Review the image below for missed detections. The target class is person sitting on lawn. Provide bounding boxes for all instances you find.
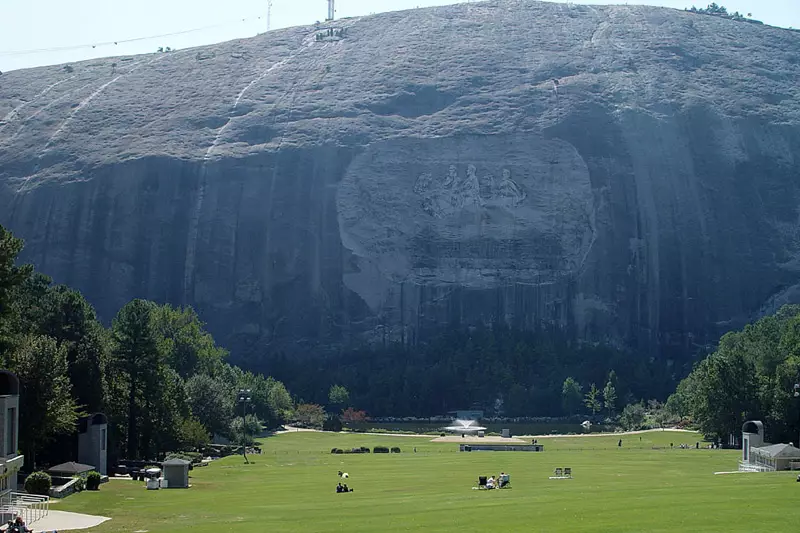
[499,472,510,488]
[486,476,495,489]
[336,482,344,493]
[343,484,353,492]
[13,516,31,533]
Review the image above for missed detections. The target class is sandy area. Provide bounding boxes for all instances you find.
[430,435,525,443]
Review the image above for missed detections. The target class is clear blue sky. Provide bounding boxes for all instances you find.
[0,0,797,72]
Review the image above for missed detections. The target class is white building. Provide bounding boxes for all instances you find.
[740,420,800,472]
[749,443,800,471]
[0,371,24,494]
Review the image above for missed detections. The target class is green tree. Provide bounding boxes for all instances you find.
[561,377,583,415]
[145,366,187,458]
[229,414,262,446]
[619,402,646,431]
[177,417,211,450]
[584,383,602,415]
[266,379,295,425]
[603,378,618,415]
[504,384,529,417]
[328,384,350,409]
[294,403,326,429]
[11,335,80,468]
[185,374,234,437]
[35,284,109,413]
[152,304,227,378]
[0,225,32,357]
[110,299,162,459]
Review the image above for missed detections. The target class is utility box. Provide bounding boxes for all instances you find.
[502,429,511,438]
[161,459,190,489]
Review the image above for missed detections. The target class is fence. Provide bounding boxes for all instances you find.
[0,490,50,524]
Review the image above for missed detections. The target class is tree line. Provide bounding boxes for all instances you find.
[262,326,680,418]
[0,225,298,469]
[665,305,800,444]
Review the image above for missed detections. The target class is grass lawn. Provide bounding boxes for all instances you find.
[58,430,800,532]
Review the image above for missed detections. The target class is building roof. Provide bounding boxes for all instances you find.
[752,443,800,459]
[742,420,764,435]
[48,461,95,474]
[162,458,191,466]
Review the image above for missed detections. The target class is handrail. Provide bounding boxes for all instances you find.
[3,491,49,524]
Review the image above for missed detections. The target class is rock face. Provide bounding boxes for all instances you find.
[1,1,799,361]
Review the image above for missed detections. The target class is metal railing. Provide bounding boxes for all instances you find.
[738,461,774,472]
[0,491,50,524]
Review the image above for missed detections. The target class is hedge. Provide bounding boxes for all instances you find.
[86,471,102,490]
[24,471,52,495]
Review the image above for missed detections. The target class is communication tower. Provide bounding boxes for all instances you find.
[267,0,273,31]
[326,0,335,21]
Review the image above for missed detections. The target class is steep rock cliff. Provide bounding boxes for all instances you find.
[1,1,799,362]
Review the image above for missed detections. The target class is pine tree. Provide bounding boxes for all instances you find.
[584,384,602,415]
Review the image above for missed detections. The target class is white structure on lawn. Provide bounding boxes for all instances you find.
[0,371,23,494]
[740,420,800,472]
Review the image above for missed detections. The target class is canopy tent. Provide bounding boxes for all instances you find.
[47,461,95,476]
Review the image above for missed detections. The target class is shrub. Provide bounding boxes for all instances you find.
[373,446,390,453]
[331,448,341,454]
[391,447,401,453]
[360,446,370,453]
[72,475,86,492]
[86,470,102,490]
[166,452,202,464]
[322,416,343,432]
[24,471,52,495]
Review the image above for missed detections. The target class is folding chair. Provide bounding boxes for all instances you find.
[477,476,487,489]
[564,467,572,478]
[553,468,563,477]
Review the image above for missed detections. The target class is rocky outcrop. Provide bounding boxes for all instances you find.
[1,1,799,362]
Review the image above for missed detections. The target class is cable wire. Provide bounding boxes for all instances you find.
[0,14,266,57]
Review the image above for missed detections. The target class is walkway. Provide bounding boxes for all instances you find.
[31,510,109,531]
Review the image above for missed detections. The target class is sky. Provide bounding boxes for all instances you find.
[0,0,797,72]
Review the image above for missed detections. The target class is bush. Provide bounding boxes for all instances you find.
[166,452,202,464]
[86,470,102,490]
[373,446,390,453]
[322,416,343,432]
[390,447,401,453]
[331,448,341,454]
[24,471,52,495]
[72,475,86,492]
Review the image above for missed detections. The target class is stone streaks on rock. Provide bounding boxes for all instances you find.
[0,1,799,359]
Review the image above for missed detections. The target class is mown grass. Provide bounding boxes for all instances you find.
[58,430,800,532]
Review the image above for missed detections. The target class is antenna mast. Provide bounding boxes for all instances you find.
[327,0,335,21]
[267,0,273,31]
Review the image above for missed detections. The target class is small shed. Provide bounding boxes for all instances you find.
[47,461,95,476]
[161,458,190,488]
[750,443,800,471]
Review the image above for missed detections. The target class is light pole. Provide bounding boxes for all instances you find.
[238,389,252,464]
[793,383,799,448]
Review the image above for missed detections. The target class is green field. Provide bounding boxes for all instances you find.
[59,430,800,532]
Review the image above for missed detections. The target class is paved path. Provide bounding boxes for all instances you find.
[277,426,696,440]
[32,510,109,531]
